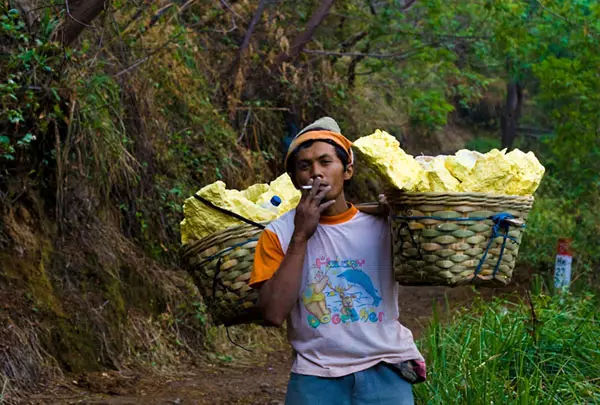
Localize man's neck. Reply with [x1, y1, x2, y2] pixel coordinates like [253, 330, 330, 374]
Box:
[321, 193, 349, 217]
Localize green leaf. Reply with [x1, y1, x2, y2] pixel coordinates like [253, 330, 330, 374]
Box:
[17, 133, 34, 146]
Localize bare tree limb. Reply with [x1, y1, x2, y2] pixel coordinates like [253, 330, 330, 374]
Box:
[225, 0, 269, 91]
[54, 0, 107, 45]
[237, 0, 269, 59]
[275, 0, 336, 65]
[220, 0, 242, 20]
[113, 37, 180, 78]
[535, 0, 572, 24]
[331, 31, 367, 64]
[302, 46, 432, 60]
[398, 0, 417, 11]
[65, 0, 95, 28]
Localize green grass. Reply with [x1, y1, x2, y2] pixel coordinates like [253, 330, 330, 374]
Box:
[414, 283, 600, 404]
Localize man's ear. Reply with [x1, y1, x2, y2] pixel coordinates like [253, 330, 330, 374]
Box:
[343, 162, 354, 181]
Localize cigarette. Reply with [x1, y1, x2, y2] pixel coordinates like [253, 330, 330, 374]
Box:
[301, 185, 313, 190]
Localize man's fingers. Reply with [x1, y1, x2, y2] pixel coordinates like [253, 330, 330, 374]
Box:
[309, 177, 321, 198]
[300, 179, 315, 201]
[318, 200, 336, 213]
[313, 185, 331, 203]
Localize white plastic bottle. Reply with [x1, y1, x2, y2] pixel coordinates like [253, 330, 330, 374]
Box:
[260, 195, 282, 214]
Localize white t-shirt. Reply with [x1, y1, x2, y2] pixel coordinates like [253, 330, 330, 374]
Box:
[250, 204, 425, 378]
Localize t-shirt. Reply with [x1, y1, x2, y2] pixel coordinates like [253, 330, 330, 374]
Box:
[250, 204, 425, 378]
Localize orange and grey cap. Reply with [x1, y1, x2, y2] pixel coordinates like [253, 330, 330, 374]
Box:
[284, 117, 353, 172]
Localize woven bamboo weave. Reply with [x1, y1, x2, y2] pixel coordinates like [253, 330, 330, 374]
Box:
[180, 222, 267, 326]
[387, 191, 534, 286]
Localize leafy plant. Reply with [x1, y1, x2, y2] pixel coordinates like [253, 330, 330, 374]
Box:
[415, 290, 600, 404]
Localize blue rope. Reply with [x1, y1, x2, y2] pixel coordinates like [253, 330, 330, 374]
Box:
[394, 212, 525, 278]
[396, 215, 487, 222]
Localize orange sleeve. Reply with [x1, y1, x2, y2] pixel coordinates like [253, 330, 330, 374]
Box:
[249, 229, 284, 288]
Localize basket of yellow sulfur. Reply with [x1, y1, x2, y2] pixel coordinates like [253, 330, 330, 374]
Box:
[179, 173, 301, 326]
[180, 215, 266, 326]
[387, 190, 533, 286]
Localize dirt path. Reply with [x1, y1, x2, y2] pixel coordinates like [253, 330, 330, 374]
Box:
[26, 269, 531, 405]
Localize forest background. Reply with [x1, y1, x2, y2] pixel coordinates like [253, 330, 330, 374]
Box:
[0, 0, 599, 403]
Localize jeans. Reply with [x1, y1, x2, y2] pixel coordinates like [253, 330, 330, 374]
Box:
[284, 362, 414, 405]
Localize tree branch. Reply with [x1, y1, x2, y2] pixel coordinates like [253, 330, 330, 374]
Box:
[331, 31, 367, 64]
[275, 0, 336, 66]
[398, 0, 417, 11]
[237, 0, 269, 58]
[54, 0, 107, 45]
[302, 45, 433, 60]
[113, 37, 180, 78]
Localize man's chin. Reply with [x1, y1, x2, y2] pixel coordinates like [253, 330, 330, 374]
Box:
[323, 192, 340, 202]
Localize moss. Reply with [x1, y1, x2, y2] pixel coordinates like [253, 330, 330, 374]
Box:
[120, 265, 168, 315]
[0, 243, 63, 317]
[41, 316, 102, 372]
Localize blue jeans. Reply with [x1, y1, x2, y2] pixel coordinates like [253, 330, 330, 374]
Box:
[284, 362, 414, 405]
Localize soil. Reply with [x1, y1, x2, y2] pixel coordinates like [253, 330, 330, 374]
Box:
[24, 268, 533, 405]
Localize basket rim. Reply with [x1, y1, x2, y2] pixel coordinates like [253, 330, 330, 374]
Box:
[180, 221, 268, 259]
[385, 190, 534, 202]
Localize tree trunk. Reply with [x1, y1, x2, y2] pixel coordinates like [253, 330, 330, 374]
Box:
[274, 0, 336, 66]
[53, 0, 107, 45]
[500, 80, 523, 149]
[347, 42, 369, 89]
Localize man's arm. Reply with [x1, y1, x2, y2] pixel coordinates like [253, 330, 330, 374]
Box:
[257, 234, 308, 326]
[257, 177, 333, 326]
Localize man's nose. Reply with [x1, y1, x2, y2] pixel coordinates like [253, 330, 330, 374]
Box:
[310, 164, 324, 179]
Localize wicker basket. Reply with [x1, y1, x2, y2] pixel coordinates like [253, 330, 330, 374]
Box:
[180, 222, 266, 326]
[387, 191, 534, 286]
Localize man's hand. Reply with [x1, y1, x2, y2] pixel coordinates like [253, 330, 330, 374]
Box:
[356, 194, 392, 218]
[378, 193, 391, 219]
[257, 178, 333, 326]
[293, 177, 334, 241]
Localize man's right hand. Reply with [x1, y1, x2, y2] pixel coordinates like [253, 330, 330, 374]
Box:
[293, 177, 334, 242]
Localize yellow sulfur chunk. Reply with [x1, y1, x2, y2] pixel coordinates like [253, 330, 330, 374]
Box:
[354, 129, 429, 191]
[241, 183, 270, 203]
[180, 173, 300, 244]
[416, 156, 460, 192]
[459, 149, 518, 194]
[505, 149, 545, 195]
[265, 173, 302, 213]
[444, 149, 482, 182]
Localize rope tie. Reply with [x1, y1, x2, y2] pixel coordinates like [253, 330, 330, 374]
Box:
[394, 212, 524, 278]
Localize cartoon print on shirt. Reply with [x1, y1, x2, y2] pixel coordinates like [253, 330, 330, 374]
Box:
[337, 269, 382, 307]
[333, 285, 360, 322]
[304, 257, 384, 328]
[301, 270, 331, 324]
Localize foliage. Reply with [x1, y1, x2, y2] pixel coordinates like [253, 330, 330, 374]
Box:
[1, 0, 599, 397]
[415, 286, 600, 404]
[0, 6, 64, 162]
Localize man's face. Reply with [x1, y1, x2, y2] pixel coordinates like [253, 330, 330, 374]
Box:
[292, 142, 353, 201]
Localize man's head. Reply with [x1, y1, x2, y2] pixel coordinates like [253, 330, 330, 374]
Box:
[285, 117, 354, 202]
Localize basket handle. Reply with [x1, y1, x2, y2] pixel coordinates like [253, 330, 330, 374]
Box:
[356, 201, 389, 216]
[193, 194, 266, 230]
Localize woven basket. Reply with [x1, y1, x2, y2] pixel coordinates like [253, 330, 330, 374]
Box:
[180, 222, 266, 326]
[387, 191, 534, 286]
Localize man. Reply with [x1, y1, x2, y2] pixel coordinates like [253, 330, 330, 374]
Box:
[249, 117, 426, 405]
